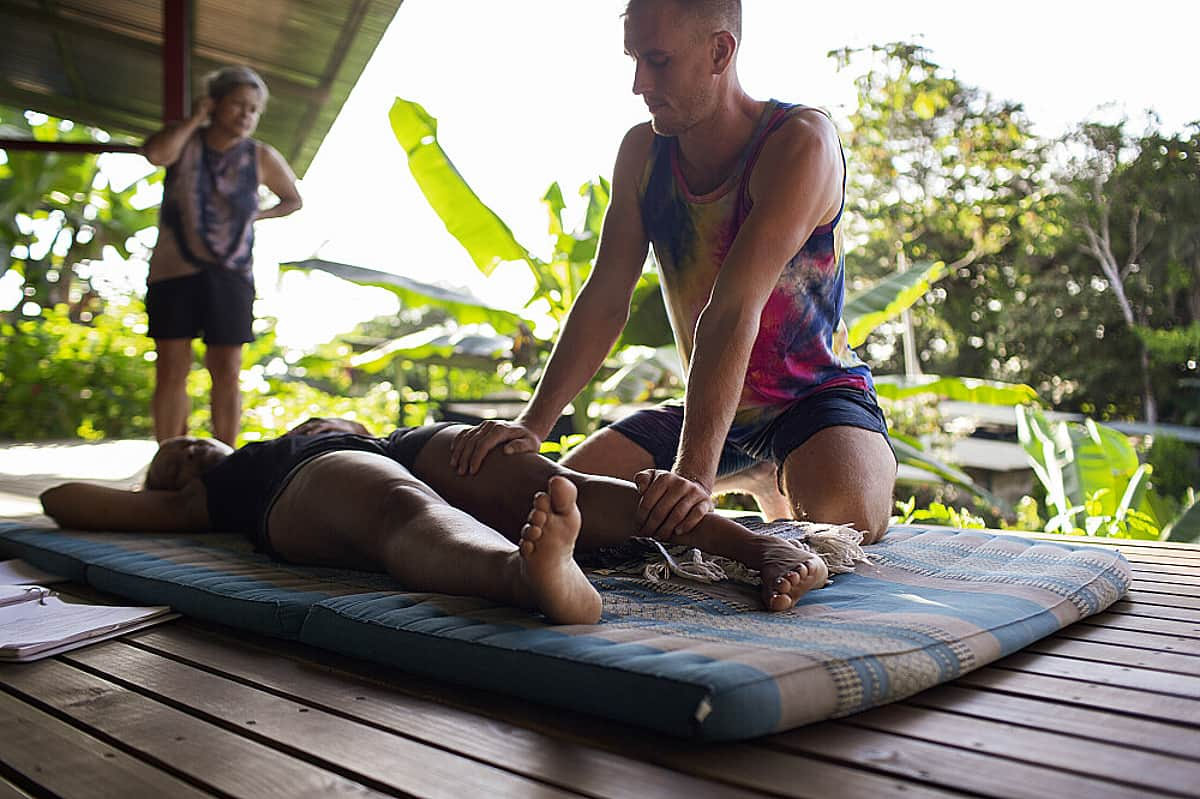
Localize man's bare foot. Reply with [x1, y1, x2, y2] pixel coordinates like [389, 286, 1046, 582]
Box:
[520, 476, 603, 625]
[714, 460, 793, 520]
[751, 536, 829, 611]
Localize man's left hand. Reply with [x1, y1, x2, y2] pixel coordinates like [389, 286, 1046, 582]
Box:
[633, 469, 714, 540]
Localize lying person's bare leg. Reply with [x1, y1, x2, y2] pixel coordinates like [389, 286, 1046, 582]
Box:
[412, 426, 828, 611]
[267, 450, 600, 625]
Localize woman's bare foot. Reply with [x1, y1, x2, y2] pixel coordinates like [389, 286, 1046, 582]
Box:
[751, 536, 829, 611]
[520, 476, 603, 625]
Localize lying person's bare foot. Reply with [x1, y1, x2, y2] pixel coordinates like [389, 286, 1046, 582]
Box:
[519, 476, 602, 625]
[751, 536, 829, 611]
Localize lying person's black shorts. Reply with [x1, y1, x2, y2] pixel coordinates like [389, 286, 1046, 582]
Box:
[146, 269, 256, 345]
[201, 423, 458, 555]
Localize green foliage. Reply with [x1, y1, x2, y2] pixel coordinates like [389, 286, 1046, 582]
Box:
[539, 433, 587, 461]
[1, 107, 160, 321]
[834, 43, 1054, 384]
[0, 302, 154, 440]
[892, 496, 987, 529]
[1015, 405, 1163, 538]
[386, 97, 671, 432]
[843, 260, 946, 348]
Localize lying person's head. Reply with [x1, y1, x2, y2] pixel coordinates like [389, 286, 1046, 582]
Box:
[284, 417, 371, 437]
[144, 437, 233, 491]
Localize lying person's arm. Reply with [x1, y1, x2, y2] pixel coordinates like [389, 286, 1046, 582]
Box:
[40, 479, 210, 532]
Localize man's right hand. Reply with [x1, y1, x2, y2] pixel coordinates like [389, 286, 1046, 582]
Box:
[449, 420, 542, 475]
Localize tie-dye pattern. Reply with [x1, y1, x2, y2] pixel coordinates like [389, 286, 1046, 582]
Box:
[149, 131, 259, 283]
[639, 101, 873, 426]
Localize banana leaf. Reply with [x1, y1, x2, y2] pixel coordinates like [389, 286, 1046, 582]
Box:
[1164, 494, 1200, 543]
[874, 374, 1039, 404]
[890, 433, 1011, 513]
[389, 98, 533, 277]
[280, 258, 529, 334]
[619, 272, 673, 349]
[844, 260, 947, 347]
[1015, 405, 1161, 529]
[349, 324, 513, 374]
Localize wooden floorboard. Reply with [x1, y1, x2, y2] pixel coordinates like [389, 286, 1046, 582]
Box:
[1, 520, 1197, 797]
[773, 721, 1176, 799]
[0, 657, 394, 799]
[59, 644, 585, 799]
[0, 689, 216, 799]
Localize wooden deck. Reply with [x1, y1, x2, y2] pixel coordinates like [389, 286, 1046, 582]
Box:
[0, 445, 1197, 797]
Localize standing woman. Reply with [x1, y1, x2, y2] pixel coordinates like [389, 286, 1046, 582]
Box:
[142, 65, 302, 445]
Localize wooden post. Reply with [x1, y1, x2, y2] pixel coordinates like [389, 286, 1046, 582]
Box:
[162, 0, 192, 123]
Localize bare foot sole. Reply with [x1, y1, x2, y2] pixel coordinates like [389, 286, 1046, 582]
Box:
[753, 537, 830, 611]
[715, 460, 792, 521]
[520, 476, 603, 625]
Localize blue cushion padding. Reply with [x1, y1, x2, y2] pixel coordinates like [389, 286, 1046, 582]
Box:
[0, 521, 1132, 740]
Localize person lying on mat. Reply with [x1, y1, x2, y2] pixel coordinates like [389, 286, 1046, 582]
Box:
[39, 418, 828, 625]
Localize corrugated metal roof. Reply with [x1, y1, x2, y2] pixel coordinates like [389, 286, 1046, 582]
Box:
[0, 0, 404, 176]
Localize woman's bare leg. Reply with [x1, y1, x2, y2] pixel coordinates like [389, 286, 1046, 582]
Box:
[412, 426, 828, 610]
[266, 451, 600, 624]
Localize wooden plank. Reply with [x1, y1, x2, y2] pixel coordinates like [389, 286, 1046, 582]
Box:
[959, 667, 1200, 725]
[1017, 533, 1200, 554]
[115, 632, 768, 799]
[909, 683, 1200, 759]
[0, 688, 214, 799]
[131, 623, 971, 799]
[1081, 613, 1200, 640]
[994, 652, 1200, 698]
[1119, 552, 1200, 568]
[1026, 638, 1200, 676]
[1132, 572, 1200, 589]
[0, 658, 393, 799]
[845, 703, 1199, 797]
[1108, 601, 1200, 624]
[1126, 589, 1200, 609]
[62, 645, 584, 799]
[773, 721, 1175, 799]
[1055, 624, 1200, 656]
[1131, 563, 1200, 579]
[0, 775, 35, 799]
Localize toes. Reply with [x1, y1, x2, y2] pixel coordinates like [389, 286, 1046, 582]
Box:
[767, 591, 794, 612]
[547, 476, 578, 514]
[527, 508, 547, 528]
[521, 522, 543, 542]
[519, 539, 536, 557]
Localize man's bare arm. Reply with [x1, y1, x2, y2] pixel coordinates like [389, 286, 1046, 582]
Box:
[450, 124, 655, 474]
[639, 111, 845, 537]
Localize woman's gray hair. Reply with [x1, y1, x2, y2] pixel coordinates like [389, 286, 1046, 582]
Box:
[204, 65, 269, 104]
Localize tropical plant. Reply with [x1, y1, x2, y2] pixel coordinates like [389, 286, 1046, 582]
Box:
[1015, 405, 1163, 538]
[1, 106, 159, 324]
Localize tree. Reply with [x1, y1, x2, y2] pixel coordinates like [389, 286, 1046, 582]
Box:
[833, 43, 1055, 381]
[0, 107, 159, 323]
[1054, 121, 1200, 423]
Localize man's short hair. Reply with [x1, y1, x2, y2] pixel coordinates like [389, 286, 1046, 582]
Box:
[624, 0, 742, 42]
[204, 65, 270, 104]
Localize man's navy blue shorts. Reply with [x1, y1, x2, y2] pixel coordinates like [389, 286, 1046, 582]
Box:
[606, 386, 894, 477]
[146, 269, 256, 345]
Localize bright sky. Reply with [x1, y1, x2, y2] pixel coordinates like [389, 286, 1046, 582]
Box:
[6, 1, 1195, 349]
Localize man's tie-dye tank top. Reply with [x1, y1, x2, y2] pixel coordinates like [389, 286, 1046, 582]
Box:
[148, 130, 259, 284]
[637, 99, 873, 426]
